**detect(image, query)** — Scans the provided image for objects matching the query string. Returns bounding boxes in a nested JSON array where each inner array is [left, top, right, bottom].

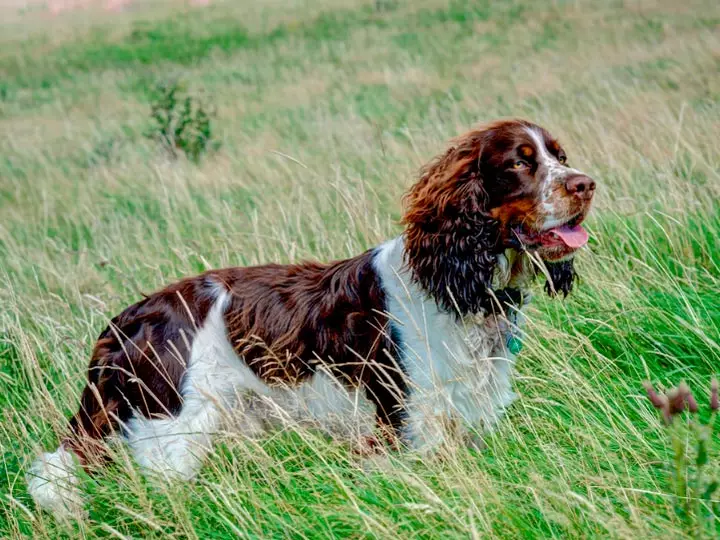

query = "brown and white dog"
[[28, 119, 595, 517]]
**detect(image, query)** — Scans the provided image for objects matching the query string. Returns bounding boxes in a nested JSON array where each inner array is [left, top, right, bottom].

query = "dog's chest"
[[422, 305, 523, 381], [383, 274, 526, 379], [372, 237, 533, 429], [392, 296, 527, 432]]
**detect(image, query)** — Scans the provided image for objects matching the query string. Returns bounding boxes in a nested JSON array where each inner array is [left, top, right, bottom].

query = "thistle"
[[644, 380, 719, 537]]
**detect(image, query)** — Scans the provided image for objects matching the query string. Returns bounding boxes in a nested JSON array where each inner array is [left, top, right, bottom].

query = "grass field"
[[1, 0, 719, 537]]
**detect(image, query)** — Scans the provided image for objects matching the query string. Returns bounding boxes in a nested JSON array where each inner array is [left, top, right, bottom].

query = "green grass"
[[1, 0, 720, 537]]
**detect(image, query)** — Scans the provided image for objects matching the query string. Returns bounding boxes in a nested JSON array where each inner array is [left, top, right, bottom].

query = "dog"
[[28, 119, 595, 517]]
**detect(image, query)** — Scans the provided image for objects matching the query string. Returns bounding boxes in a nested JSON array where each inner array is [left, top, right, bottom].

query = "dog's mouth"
[[513, 214, 589, 251]]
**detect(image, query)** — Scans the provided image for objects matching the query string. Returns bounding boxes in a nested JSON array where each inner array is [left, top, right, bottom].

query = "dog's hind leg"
[[123, 389, 225, 482], [27, 293, 191, 517], [124, 291, 248, 481]]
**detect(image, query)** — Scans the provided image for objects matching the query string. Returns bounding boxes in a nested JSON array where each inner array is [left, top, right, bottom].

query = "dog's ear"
[[402, 133, 500, 316], [543, 259, 577, 297]]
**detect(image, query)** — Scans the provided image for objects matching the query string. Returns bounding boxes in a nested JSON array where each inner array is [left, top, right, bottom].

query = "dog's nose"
[[565, 175, 596, 200]]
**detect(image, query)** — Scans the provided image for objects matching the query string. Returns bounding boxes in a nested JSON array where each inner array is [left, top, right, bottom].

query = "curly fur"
[[544, 259, 578, 297], [402, 131, 503, 316]]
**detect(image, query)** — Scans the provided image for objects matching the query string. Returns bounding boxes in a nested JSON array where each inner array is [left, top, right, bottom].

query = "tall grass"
[[1, 0, 719, 537]]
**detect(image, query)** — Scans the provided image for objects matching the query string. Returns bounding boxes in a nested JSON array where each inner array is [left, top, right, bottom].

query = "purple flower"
[[667, 384, 689, 416], [643, 381, 664, 409]]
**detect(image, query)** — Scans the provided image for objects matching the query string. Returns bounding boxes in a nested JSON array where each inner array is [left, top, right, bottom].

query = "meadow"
[[1, 0, 719, 537]]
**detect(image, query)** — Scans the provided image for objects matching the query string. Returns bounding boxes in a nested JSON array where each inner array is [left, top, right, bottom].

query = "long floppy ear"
[[402, 132, 501, 316], [543, 259, 577, 297]]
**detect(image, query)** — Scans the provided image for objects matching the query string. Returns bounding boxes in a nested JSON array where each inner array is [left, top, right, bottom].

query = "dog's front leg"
[[402, 392, 458, 453]]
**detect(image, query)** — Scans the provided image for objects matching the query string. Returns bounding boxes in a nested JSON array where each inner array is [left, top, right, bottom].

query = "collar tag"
[[507, 335, 523, 355]]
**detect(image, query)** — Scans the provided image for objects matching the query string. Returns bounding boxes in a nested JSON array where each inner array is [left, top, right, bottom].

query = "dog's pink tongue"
[[550, 224, 589, 248]]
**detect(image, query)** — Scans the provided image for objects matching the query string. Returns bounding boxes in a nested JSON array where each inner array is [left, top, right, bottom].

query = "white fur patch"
[[373, 238, 525, 452], [525, 126, 584, 229], [125, 291, 241, 479], [27, 446, 85, 519]]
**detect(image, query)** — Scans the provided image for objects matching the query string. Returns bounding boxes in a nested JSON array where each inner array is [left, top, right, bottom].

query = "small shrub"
[[145, 79, 220, 163], [644, 380, 720, 536]]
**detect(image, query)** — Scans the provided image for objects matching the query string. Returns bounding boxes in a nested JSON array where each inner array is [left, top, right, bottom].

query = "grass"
[[1, 0, 719, 537]]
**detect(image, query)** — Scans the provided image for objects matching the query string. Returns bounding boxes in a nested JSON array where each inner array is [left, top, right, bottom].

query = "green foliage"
[[0, 0, 522, 97], [145, 80, 219, 162]]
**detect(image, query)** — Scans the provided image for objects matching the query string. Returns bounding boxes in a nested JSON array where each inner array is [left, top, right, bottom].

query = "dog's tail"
[[27, 333, 134, 519], [27, 441, 85, 519], [27, 392, 118, 519]]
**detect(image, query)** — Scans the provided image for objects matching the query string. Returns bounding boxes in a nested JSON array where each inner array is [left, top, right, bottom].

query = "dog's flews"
[[28, 119, 596, 517]]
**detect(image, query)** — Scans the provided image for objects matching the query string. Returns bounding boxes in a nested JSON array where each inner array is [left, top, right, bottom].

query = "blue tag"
[[507, 336, 522, 355]]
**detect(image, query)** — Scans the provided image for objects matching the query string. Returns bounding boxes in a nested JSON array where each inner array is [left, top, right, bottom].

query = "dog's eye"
[[513, 160, 529, 169], [558, 155, 567, 165]]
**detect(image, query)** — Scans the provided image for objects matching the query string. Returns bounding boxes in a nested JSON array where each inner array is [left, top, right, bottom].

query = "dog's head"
[[403, 119, 596, 315]]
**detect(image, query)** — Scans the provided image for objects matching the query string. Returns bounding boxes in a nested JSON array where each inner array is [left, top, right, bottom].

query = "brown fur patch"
[[218, 252, 403, 397], [489, 198, 542, 242], [65, 275, 220, 461]]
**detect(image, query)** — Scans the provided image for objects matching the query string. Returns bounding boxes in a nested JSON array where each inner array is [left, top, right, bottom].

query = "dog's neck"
[[493, 249, 535, 292], [387, 236, 534, 317]]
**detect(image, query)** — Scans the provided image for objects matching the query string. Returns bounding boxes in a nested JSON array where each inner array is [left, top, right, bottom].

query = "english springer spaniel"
[[29, 119, 596, 517]]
